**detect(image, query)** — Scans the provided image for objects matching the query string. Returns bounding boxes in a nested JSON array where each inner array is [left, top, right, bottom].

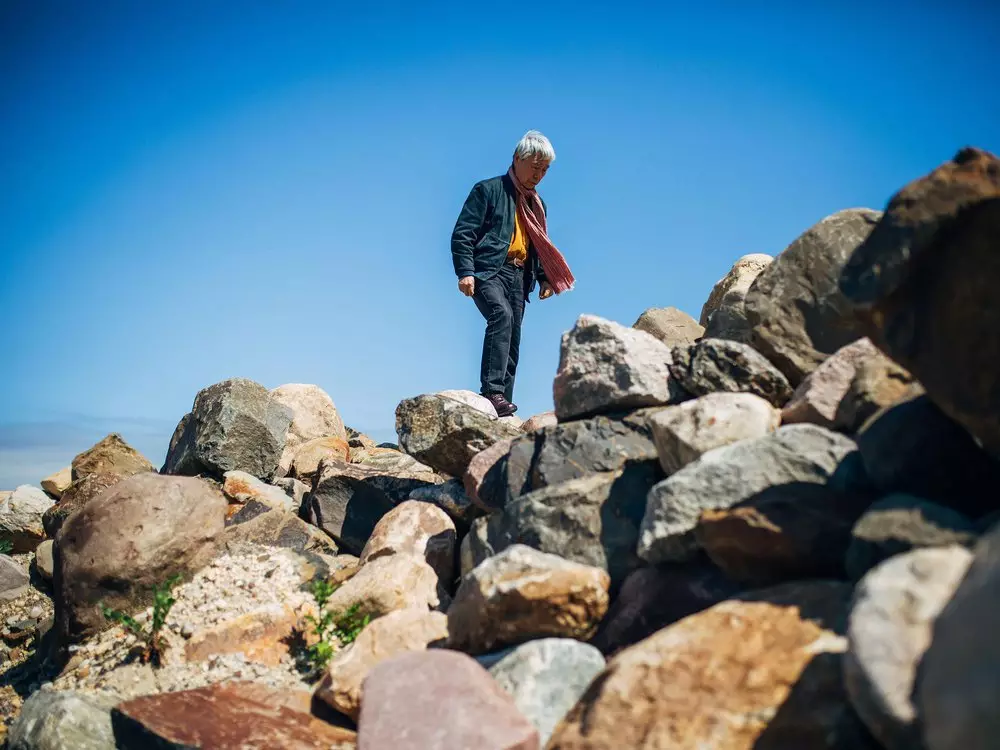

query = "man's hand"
[[458, 276, 475, 297], [539, 282, 554, 300]]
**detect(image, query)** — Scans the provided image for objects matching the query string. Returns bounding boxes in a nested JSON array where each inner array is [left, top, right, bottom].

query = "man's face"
[[513, 155, 550, 189]]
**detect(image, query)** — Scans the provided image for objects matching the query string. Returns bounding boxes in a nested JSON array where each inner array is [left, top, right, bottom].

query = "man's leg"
[[472, 276, 513, 398], [503, 276, 526, 404]]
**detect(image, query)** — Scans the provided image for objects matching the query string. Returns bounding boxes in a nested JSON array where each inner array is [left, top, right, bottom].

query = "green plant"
[[100, 574, 182, 666], [303, 578, 371, 672], [0, 539, 13, 555]]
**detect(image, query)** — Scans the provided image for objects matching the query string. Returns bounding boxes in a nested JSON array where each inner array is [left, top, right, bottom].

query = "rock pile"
[[2, 147, 999, 749]]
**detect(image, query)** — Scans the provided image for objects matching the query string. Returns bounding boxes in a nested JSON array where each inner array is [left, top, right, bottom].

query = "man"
[[451, 130, 575, 417]]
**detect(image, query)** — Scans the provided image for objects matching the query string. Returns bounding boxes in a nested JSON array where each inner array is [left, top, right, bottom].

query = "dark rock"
[[71, 433, 155, 483], [669, 338, 793, 407], [632, 306, 704, 348], [224, 501, 339, 556], [845, 494, 978, 581], [161, 378, 293, 482], [43, 472, 125, 538], [745, 208, 881, 385]]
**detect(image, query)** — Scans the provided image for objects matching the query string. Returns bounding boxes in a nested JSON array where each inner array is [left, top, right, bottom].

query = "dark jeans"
[[473, 262, 526, 402]]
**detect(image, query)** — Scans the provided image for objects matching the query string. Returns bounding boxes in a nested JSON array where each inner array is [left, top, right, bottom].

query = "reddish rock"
[[463, 438, 514, 511], [782, 338, 880, 428], [111, 682, 356, 749], [288, 436, 351, 480], [357, 649, 539, 749], [359, 500, 456, 584]]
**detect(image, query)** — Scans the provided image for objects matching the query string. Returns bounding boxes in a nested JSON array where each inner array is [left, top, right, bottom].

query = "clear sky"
[[2, 1, 998, 487]]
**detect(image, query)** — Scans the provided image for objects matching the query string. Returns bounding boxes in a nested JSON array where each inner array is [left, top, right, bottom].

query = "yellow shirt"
[[507, 211, 528, 265]]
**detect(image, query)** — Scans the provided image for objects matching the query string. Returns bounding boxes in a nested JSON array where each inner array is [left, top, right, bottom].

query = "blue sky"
[[2, 1, 997, 487]]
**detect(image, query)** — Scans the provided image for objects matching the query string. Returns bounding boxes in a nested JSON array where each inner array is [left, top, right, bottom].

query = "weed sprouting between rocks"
[[100, 573, 183, 667]]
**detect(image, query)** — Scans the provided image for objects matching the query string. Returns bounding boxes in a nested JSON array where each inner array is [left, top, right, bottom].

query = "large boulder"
[[0, 485, 54, 552], [271, 383, 347, 476], [359, 500, 456, 585], [917, 521, 1000, 750], [548, 581, 874, 749], [53, 473, 227, 643], [42, 472, 124, 538], [396, 394, 522, 477], [782, 337, 882, 429], [437, 389, 500, 418], [552, 314, 677, 421], [845, 546, 972, 750], [448, 545, 610, 654], [700, 252, 773, 341], [71, 433, 155, 482], [632, 306, 704, 348], [839, 147, 1000, 460], [638, 423, 860, 563], [745, 208, 882, 385], [7, 688, 117, 750], [357, 650, 540, 750], [161, 378, 293, 482], [669, 338, 793, 406]]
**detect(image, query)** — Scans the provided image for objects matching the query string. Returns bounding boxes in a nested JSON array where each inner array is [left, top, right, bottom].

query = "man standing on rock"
[[451, 130, 575, 417]]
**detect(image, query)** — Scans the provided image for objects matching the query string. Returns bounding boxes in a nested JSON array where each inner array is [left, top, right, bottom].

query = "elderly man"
[[451, 130, 575, 417]]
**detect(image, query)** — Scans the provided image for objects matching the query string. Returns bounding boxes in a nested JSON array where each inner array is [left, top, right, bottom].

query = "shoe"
[[483, 393, 517, 418]]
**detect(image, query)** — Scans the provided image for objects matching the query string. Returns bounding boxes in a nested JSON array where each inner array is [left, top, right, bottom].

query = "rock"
[[917, 521, 1000, 750], [273, 476, 310, 512], [7, 688, 117, 750], [589, 561, 741, 656], [639, 423, 859, 563], [40, 466, 71, 499], [0, 485, 54, 552], [71, 433, 155, 482], [161, 377, 293, 482], [0, 555, 29, 601], [34, 539, 54, 581], [315, 608, 449, 720], [839, 147, 1000, 461], [700, 253, 773, 341], [325, 553, 446, 619], [548, 581, 875, 749], [460, 516, 495, 577], [271, 383, 348, 476], [482, 409, 663, 510], [845, 495, 977, 580], [286, 436, 351, 481], [54, 473, 226, 643], [359, 500, 456, 585], [521, 411, 557, 432], [357, 649, 539, 749], [694, 483, 873, 585], [745, 208, 882, 385], [464, 438, 515, 511], [224, 501, 339, 556], [845, 546, 972, 750], [437, 389, 500, 418], [856, 392, 1000, 518], [649, 392, 780, 475], [111, 682, 356, 749], [306, 459, 440, 555], [489, 638, 606, 746], [223, 471, 296, 512], [632, 306, 704, 348], [448, 544, 610, 654], [42, 472, 123, 538], [782, 338, 881, 428], [669, 338, 793, 406], [354, 447, 436, 475], [408, 478, 481, 529], [552, 314, 676, 421], [488, 466, 659, 588], [834, 352, 916, 433], [395, 394, 522, 477]]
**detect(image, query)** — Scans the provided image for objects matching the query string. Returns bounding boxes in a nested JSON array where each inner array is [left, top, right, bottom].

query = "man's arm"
[[451, 183, 487, 279]]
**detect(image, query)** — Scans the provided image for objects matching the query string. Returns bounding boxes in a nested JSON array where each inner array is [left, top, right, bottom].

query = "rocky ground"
[[1, 146, 998, 749]]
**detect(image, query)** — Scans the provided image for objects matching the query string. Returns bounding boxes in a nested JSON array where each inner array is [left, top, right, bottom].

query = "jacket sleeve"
[[451, 183, 487, 278]]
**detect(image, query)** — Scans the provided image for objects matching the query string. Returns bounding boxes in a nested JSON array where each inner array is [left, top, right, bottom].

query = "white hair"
[[514, 130, 556, 163]]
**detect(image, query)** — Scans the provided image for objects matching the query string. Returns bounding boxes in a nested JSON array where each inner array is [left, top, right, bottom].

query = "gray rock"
[[0, 485, 54, 553], [632, 307, 704, 348], [7, 689, 117, 750], [846, 495, 978, 580], [395, 394, 523, 477], [918, 522, 1000, 750], [782, 338, 882, 429], [638, 424, 859, 563], [161, 378, 293, 482], [34, 539, 54, 582], [553, 314, 676, 421], [700, 253, 773, 341], [409, 478, 482, 529], [460, 516, 496, 578], [273, 477, 310, 513], [669, 338, 793, 407], [845, 546, 972, 750], [0, 555, 29, 601], [649, 392, 780, 475], [489, 638, 606, 746], [745, 208, 882, 385]]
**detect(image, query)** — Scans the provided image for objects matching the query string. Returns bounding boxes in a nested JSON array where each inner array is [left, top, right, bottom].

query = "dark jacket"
[[451, 173, 547, 297]]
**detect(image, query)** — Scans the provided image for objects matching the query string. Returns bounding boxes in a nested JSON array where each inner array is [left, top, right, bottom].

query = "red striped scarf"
[[507, 166, 575, 294]]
